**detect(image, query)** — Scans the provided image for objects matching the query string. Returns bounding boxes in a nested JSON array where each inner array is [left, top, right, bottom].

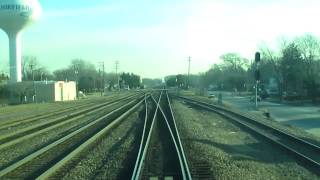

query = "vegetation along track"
[[131, 90, 192, 180], [178, 96, 320, 176], [0, 94, 145, 179]]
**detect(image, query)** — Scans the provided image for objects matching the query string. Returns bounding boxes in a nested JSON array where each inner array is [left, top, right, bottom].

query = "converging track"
[[132, 90, 192, 180]]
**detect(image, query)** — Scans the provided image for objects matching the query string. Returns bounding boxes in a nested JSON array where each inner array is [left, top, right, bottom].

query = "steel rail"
[[131, 94, 149, 180], [0, 97, 143, 178], [154, 93, 187, 180], [165, 91, 192, 180]]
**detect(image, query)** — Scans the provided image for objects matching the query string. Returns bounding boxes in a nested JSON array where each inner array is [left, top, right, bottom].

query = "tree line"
[[0, 58, 142, 94]]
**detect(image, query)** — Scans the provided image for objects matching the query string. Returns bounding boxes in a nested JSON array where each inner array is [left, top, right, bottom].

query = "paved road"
[[219, 92, 320, 136]]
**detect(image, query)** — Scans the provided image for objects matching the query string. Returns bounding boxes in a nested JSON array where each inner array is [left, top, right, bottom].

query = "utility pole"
[[98, 61, 105, 96], [29, 63, 36, 103], [103, 62, 105, 94], [187, 56, 191, 89], [29, 64, 34, 81], [73, 64, 79, 98], [115, 61, 120, 91]]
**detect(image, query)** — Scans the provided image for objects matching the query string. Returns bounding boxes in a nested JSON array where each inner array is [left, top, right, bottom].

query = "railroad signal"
[[255, 52, 260, 63], [254, 52, 261, 81], [254, 52, 261, 109], [254, 70, 260, 81]]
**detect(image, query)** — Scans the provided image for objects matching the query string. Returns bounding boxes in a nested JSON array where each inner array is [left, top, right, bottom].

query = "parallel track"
[[0, 93, 138, 132], [178, 96, 320, 175], [0, 95, 145, 179], [0, 93, 141, 149], [0, 95, 124, 125]]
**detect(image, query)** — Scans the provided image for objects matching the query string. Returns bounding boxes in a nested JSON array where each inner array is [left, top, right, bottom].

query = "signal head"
[[255, 52, 261, 63]]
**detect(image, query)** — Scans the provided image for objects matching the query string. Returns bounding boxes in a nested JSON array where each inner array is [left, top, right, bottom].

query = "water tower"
[[0, 0, 41, 83]]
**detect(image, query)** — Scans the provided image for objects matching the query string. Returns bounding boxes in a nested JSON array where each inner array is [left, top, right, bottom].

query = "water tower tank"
[[0, 0, 41, 83]]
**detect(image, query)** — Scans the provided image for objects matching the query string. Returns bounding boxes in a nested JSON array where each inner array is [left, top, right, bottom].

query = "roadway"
[[219, 92, 320, 136]]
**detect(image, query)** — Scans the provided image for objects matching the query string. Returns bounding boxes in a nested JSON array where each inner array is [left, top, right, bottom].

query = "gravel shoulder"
[[172, 100, 319, 180]]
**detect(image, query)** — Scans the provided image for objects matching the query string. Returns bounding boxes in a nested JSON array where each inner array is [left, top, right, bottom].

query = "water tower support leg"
[[9, 32, 22, 82]]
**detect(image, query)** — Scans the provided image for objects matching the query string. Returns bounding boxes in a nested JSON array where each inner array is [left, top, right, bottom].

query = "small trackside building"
[[7, 81, 76, 104], [36, 81, 76, 102]]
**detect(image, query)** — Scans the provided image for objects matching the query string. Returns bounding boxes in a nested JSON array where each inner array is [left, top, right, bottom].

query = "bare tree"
[[258, 37, 295, 101], [295, 33, 320, 103], [259, 43, 284, 100], [22, 56, 52, 81]]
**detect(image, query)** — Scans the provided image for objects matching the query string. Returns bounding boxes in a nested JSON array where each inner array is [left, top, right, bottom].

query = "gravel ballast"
[[59, 107, 144, 180]]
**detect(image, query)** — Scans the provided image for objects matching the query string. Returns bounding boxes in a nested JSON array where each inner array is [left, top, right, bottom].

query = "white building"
[[8, 81, 76, 104], [36, 81, 76, 102]]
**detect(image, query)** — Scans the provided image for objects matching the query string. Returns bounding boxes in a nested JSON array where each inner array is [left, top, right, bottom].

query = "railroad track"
[[0, 94, 145, 179], [0, 93, 138, 130], [131, 90, 192, 180], [178, 96, 320, 175], [0, 97, 105, 124], [0, 94, 144, 171], [0, 93, 141, 146]]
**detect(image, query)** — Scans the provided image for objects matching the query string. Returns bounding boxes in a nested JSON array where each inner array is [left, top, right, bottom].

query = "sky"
[[1, 0, 320, 78]]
